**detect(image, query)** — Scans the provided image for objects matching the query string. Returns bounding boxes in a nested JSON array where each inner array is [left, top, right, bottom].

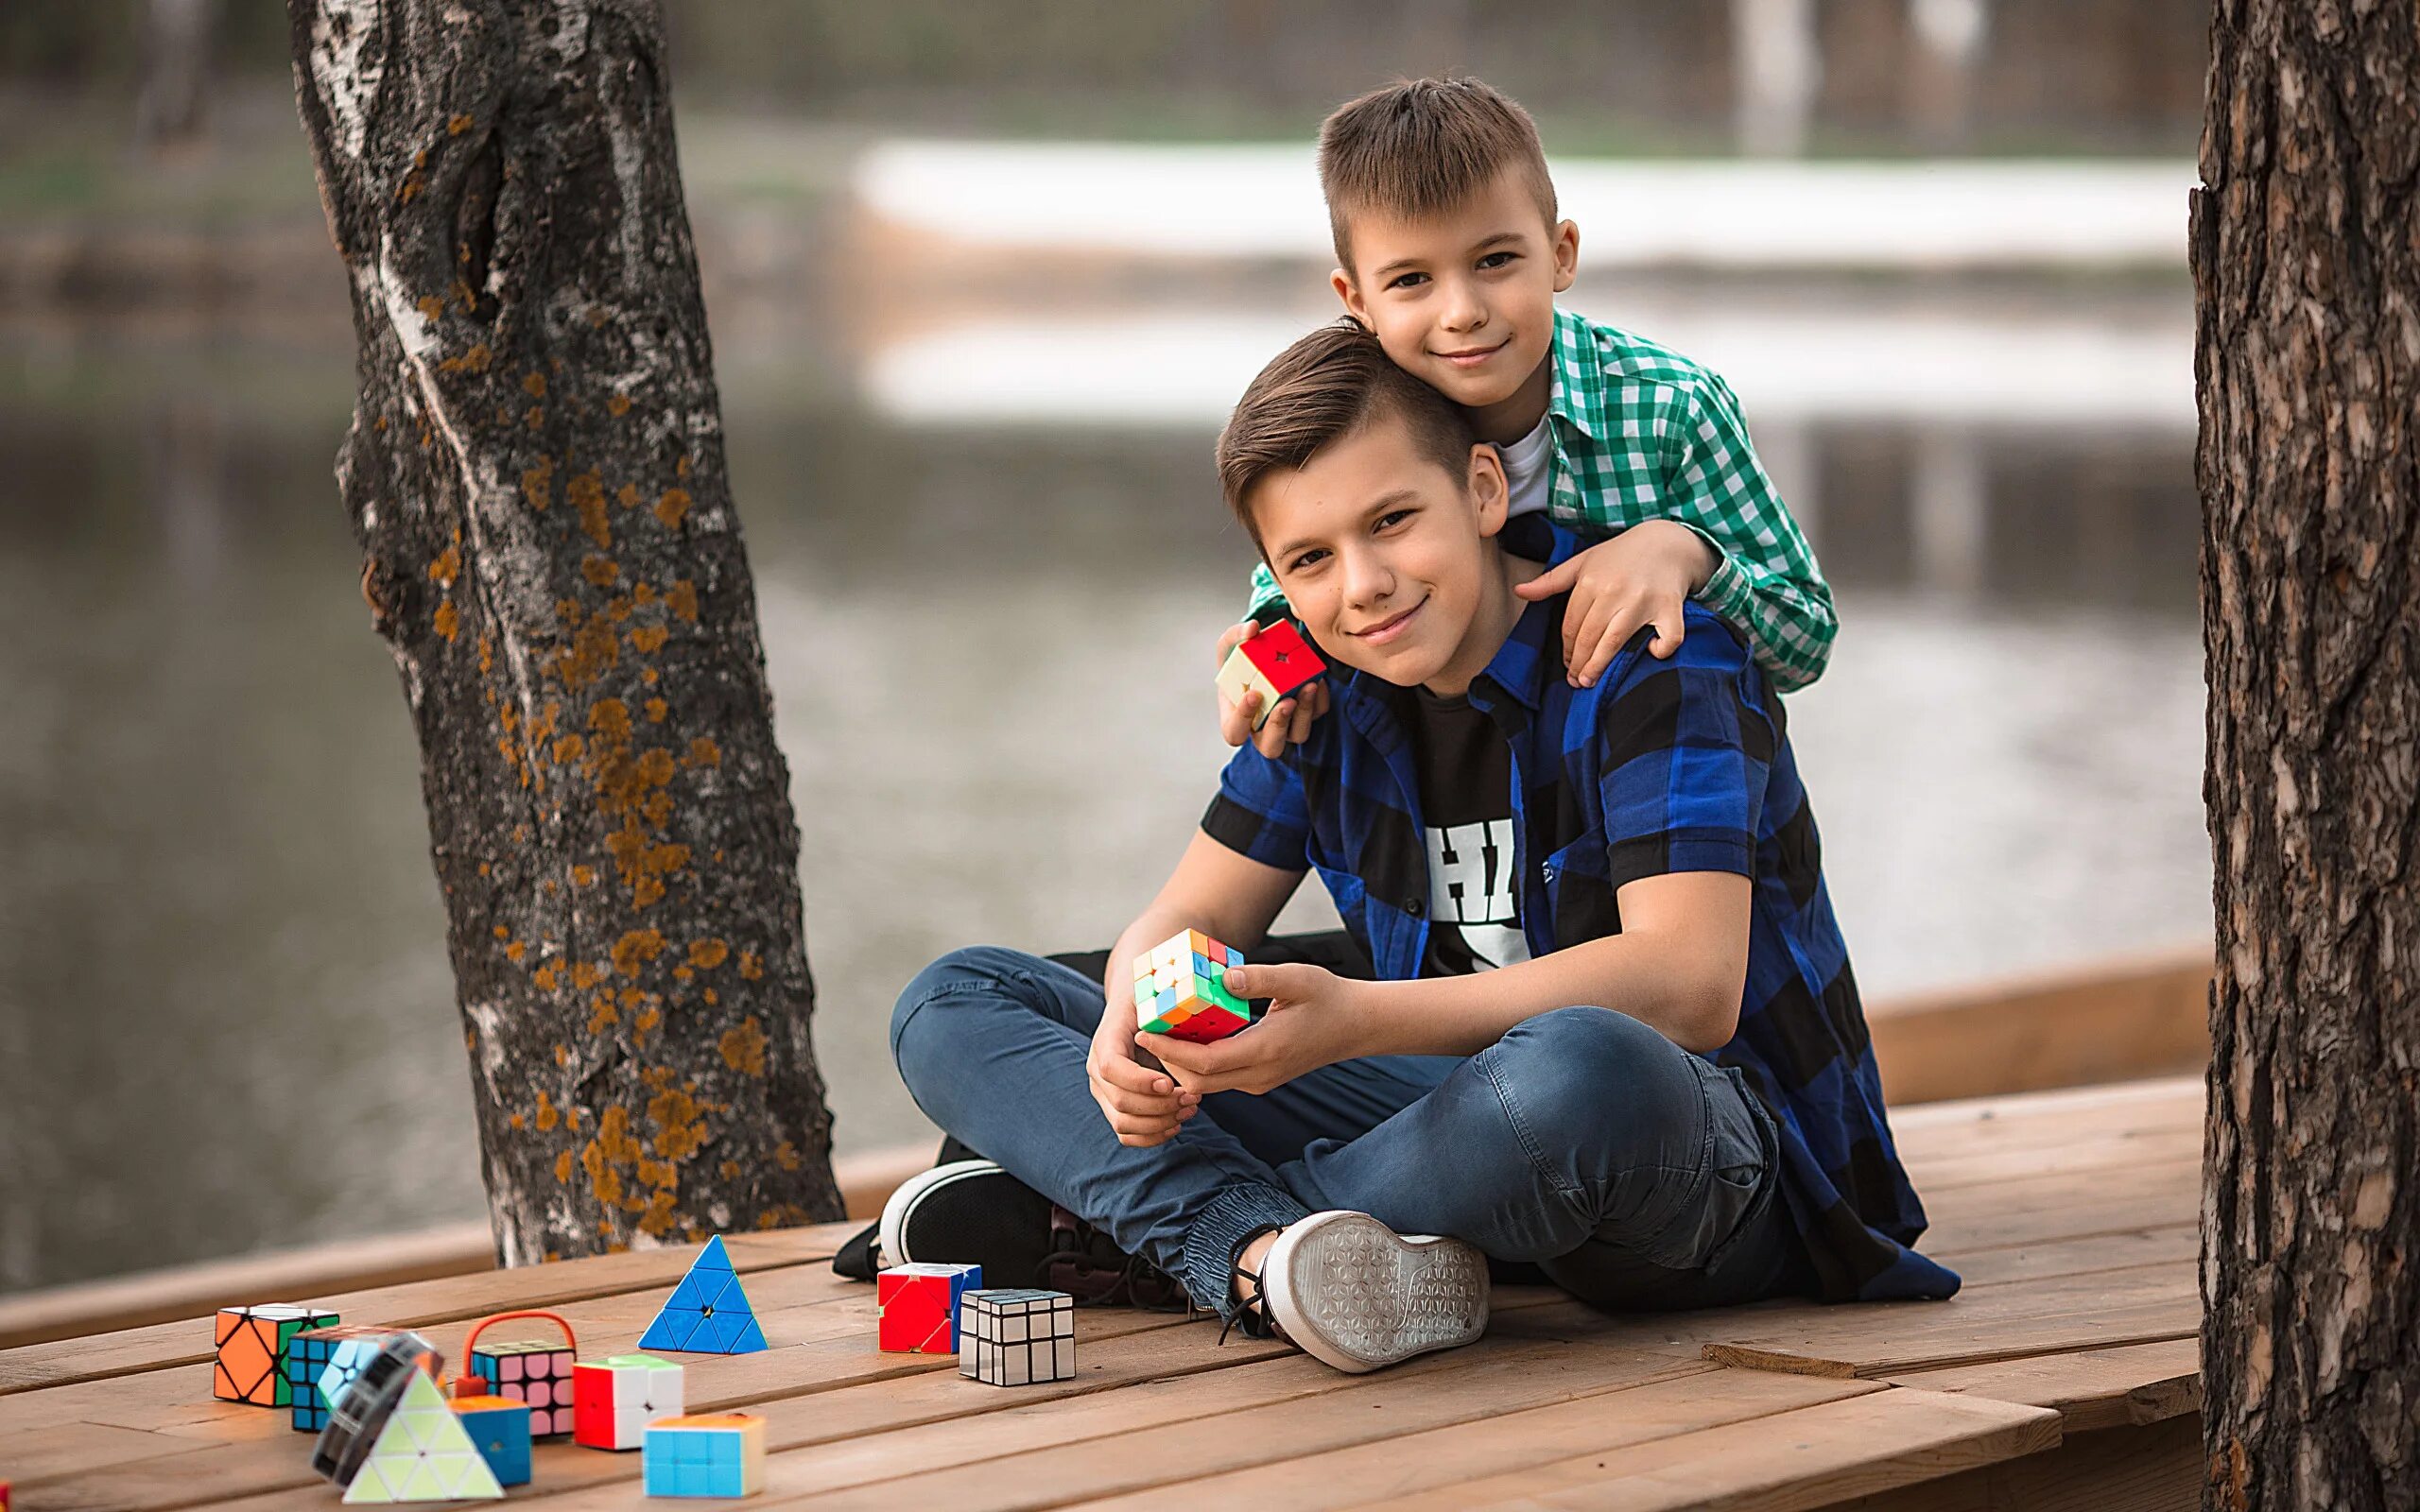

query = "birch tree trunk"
[[2195, 3, 2420, 1505], [285, 0, 841, 1263]]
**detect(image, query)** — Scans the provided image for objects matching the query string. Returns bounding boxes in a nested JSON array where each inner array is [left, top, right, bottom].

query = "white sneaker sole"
[[877, 1159, 1002, 1265], [1259, 1211, 1489, 1374]]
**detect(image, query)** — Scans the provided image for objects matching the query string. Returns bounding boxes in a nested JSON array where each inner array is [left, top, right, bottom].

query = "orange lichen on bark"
[[645, 697, 669, 724], [688, 938, 729, 970], [573, 864, 597, 886], [613, 928, 668, 976], [553, 734, 585, 764], [429, 547, 461, 586], [654, 488, 692, 530], [509, 1111, 526, 1129], [555, 1150, 575, 1183], [634, 1005, 662, 1043], [666, 580, 700, 622], [719, 1016, 769, 1076], [536, 1090, 562, 1131], [631, 625, 669, 654], [418, 296, 443, 322], [523, 370, 546, 397], [686, 737, 721, 768], [434, 600, 459, 641], [545, 617, 619, 689], [570, 470, 611, 548], [608, 393, 632, 417], [525, 405, 544, 430], [616, 481, 641, 507], [775, 1141, 803, 1172], [720, 1160, 742, 1181], [439, 343, 493, 375], [533, 962, 560, 991], [587, 995, 618, 1033], [580, 555, 619, 587], [648, 1086, 708, 1162], [739, 952, 764, 981], [571, 961, 605, 989], [505, 940, 527, 963]]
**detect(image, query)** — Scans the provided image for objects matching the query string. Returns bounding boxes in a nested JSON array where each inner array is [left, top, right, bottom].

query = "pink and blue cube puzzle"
[[463, 1309, 579, 1437], [643, 1414, 766, 1499]]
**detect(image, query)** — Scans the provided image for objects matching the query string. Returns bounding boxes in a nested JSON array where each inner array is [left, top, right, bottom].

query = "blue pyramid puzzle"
[[637, 1236, 769, 1354]]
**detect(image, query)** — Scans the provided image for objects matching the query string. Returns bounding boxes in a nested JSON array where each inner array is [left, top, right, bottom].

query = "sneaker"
[[878, 1160, 1189, 1310], [1254, 1211, 1489, 1374]]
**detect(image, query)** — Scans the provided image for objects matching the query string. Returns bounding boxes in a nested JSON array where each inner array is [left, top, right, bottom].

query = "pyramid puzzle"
[[636, 1235, 769, 1354], [341, 1369, 505, 1503]]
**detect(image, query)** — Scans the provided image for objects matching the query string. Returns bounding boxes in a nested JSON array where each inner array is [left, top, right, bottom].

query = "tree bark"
[[285, 0, 840, 1263], [2195, 4, 2420, 1507]]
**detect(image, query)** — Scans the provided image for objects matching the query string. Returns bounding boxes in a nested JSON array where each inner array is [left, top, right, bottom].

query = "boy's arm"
[[1665, 372, 1837, 692]]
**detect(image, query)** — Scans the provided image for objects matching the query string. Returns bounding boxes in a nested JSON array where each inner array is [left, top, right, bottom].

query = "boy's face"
[[1331, 169, 1580, 421], [1250, 410, 1512, 693]]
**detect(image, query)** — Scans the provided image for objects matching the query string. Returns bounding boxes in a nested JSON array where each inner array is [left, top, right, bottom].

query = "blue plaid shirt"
[[1202, 521, 1958, 1302]]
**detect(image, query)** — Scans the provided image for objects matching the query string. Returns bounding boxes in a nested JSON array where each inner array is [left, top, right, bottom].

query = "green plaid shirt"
[[1246, 309, 1836, 692]]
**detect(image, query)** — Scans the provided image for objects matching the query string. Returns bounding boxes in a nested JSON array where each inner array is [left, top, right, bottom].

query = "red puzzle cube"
[[876, 1263, 981, 1353]]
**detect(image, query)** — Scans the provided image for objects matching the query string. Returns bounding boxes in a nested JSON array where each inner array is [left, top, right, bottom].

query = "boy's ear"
[[1468, 442, 1510, 538], [1550, 219, 1580, 294], [1332, 267, 1370, 326]]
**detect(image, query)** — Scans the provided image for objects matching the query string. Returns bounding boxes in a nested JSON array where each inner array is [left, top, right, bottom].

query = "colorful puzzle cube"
[[572, 1352, 685, 1452], [638, 1235, 769, 1354], [959, 1289, 1076, 1387], [310, 1332, 441, 1490], [288, 1324, 403, 1432], [448, 1394, 533, 1487], [875, 1263, 981, 1353], [643, 1414, 767, 1499], [214, 1303, 340, 1405], [1217, 620, 1327, 730], [1132, 928, 1256, 1043], [469, 1335, 577, 1436], [341, 1369, 504, 1503]]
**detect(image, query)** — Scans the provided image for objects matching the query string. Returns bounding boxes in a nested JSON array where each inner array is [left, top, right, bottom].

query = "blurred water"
[[0, 277, 2210, 1293]]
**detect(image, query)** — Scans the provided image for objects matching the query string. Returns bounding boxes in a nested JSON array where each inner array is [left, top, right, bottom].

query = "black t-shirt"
[[1404, 684, 1533, 976]]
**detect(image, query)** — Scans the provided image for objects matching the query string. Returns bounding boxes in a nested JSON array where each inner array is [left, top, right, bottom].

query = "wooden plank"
[[1868, 948, 2209, 1107], [1882, 1338, 2201, 1435], [1704, 1263, 2199, 1379], [1936, 1228, 2198, 1289], [1886, 1079, 2200, 1152], [1060, 1367, 1877, 1512], [0, 1222, 855, 1397], [1901, 1126, 2201, 1193], [1922, 1185, 2200, 1260], [1834, 1416, 2199, 1512], [1916, 1157, 2200, 1231], [0, 1419, 209, 1485], [1343, 1387, 2061, 1512]]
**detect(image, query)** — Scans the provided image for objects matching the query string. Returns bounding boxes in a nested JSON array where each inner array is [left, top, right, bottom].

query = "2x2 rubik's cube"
[[1216, 620, 1326, 730], [1133, 928, 1258, 1043]]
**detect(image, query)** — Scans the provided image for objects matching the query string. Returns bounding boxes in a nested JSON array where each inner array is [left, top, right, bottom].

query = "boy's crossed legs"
[[890, 944, 1808, 1357]]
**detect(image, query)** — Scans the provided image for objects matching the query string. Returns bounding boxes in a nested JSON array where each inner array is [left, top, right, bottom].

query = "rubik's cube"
[[448, 1394, 533, 1487], [571, 1352, 684, 1452], [214, 1303, 340, 1406], [958, 1289, 1076, 1387], [288, 1324, 403, 1432], [1132, 929, 1256, 1043], [1217, 620, 1327, 730], [643, 1414, 767, 1499], [875, 1262, 981, 1353], [469, 1336, 576, 1436]]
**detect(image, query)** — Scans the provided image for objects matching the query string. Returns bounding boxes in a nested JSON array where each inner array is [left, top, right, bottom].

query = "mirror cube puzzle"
[[447, 1395, 533, 1487], [288, 1324, 405, 1432], [637, 1235, 769, 1354], [214, 1303, 341, 1406], [875, 1263, 981, 1353], [1216, 620, 1326, 730], [643, 1413, 767, 1499], [1132, 928, 1256, 1043], [469, 1336, 576, 1436], [572, 1352, 685, 1452], [340, 1369, 504, 1503], [310, 1332, 442, 1490], [959, 1289, 1076, 1387]]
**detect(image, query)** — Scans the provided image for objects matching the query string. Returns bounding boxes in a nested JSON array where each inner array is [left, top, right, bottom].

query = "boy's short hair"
[[1319, 76, 1558, 270], [1217, 321, 1478, 544]]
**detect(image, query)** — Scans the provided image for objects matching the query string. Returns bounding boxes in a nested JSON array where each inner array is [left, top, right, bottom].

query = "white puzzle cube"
[[959, 1289, 1076, 1387], [571, 1352, 684, 1452]]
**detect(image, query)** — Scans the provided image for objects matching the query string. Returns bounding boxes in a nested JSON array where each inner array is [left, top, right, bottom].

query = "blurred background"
[[0, 0, 2210, 1297]]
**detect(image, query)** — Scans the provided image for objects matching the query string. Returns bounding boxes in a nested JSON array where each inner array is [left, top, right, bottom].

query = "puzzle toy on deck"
[[446, 1394, 533, 1487], [876, 1262, 981, 1353], [463, 1308, 579, 1436], [643, 1413, 767, 1499], [959, 1289, 1076, 1386], [287, 1324, 405, 1432], [310, 1332, 442, 1490], [638, 1235, 769, 1354], [212, 1302, 340, 1406], [573, 1352, 685, 1452], [1132, 928, 1257, 1043], [339, 1368, 506, 1503], [1217, 619, 1327, 730]]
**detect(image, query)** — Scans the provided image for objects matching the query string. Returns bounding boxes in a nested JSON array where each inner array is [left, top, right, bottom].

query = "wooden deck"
[[0, 1077, 2204, 1511]]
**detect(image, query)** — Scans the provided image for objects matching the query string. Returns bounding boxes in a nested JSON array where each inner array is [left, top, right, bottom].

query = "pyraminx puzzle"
[[637, 1234, 768, 1354], [1217, 620, 1326, 730], [1133, 928, 1257, 1043], [340, 1369, 504, 1503], [214, 1303, 340, 1406]]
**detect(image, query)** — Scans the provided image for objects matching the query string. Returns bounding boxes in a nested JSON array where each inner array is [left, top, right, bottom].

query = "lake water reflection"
[[0, 285, 2210, 1292]]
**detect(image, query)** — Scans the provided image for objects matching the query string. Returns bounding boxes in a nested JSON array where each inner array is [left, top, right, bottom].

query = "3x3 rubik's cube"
[[1133, 928, 1258, 1043]]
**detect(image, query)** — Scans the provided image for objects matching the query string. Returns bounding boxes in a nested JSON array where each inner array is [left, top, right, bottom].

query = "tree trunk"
[[285, 0, 841, 1263], [2195, 4, 2420, 1507]]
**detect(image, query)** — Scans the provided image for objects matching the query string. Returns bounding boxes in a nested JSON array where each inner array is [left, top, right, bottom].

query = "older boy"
[[1225, 76, 1832, 758], [889, 324, 1954, 1376]]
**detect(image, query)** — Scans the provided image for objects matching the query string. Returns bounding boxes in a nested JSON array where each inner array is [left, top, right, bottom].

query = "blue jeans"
[[890, 945, 1810, 1320]]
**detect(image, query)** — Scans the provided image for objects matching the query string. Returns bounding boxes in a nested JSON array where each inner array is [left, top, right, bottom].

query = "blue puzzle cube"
[[643, 1414, 766, 1498], [286, 1325, 401, 1433]]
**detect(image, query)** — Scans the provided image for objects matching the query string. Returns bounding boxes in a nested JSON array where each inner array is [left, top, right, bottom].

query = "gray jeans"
[[891, 945, 1812, 1319]]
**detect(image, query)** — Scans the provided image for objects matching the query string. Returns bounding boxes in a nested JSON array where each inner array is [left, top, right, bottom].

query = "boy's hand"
[[1140, 963, 1370, 1097], [1088, 995, 1200, 1147], [1512, 522, 1718, 689], [1215, 620, 1331, 756]]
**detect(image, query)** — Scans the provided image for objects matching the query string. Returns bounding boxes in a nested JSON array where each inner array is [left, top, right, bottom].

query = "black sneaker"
[[877, 1160, 1189, 1310]]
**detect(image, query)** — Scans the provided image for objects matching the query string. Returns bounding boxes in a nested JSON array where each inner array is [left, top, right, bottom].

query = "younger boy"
[[889, 323, 1954, 1376], [1224, 76, 1832, 755]]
